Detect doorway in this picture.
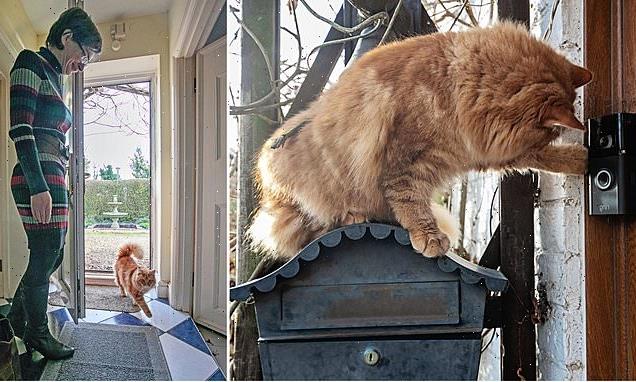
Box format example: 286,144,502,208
57,55,160,319
82,80,153,277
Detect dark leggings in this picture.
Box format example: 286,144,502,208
21,248,64,288
20,229,66,288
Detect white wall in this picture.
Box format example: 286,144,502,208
0,0,38,299
530,0,586,379
457,1,587,379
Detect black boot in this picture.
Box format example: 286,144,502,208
22,284,74,360
7,282,26,338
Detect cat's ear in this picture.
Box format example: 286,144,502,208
542,105,585,131
571,64,593,88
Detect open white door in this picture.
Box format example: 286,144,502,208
62,0,86,323
193,37,226,334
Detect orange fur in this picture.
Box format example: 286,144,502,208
250,22,592,260
113,242,156,317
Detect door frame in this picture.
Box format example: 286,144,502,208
192,36,227,333
169,0,225,312
82,74,157,280
83,60,160,277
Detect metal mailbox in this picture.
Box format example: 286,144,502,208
231,223,508,380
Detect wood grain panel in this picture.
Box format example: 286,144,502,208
584,0,616,378
621,4,636,378
585,0,636,379
621,2,636,111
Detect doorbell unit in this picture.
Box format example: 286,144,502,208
587,112,636,215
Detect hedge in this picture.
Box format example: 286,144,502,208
84,179,150,226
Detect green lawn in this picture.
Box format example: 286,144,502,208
85,229,150,272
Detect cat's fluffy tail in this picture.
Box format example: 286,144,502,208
117,242,144,259
247,200,327,260
248,200,460,260
431,203,461,246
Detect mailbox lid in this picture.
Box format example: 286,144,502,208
256,281,486,340
259,337,481,381
280,281,460,330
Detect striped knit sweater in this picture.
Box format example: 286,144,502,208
9,47,71,196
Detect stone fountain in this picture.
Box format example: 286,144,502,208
102,195,128,229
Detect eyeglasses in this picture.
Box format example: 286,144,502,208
74,40,90,65
64,32,96,65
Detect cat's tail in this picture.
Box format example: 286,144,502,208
247,199,327,260
431,202,461,246
117,242,144,260
247,200,461,260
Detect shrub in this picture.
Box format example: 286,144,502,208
84,179,150,225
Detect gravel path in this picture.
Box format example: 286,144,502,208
85,229,150,272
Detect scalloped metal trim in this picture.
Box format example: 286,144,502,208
230,223,508,301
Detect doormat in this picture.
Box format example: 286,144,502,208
41,322,170,380
48,285,141,313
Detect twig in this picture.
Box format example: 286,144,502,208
298,0,387,35
229,7,275,88
449,0,469,30
280,5,303,89
542,0,561,40
464,1,480,26
306,19,384,63
481,328,497,353
230,98,294,115
489,185,499,237
379,0,404,45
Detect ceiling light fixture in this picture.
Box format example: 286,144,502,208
110,23,126,51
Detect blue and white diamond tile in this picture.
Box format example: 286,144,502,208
47,304,64,313
130,299,188,332
155,297,170,305
144,288,158,299
81,308,119,323
167,318,211,355
101,312,150,327
208,369,226,380
159,332,220,381
48,307,72,336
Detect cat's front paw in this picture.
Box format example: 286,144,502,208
145,311,153,318
409,230,450,258
540,144,588,175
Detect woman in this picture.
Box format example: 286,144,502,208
7,7,101,360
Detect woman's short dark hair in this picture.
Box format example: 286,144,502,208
46,7,102,54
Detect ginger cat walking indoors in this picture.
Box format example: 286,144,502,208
249,22,593,260
114,243,157,317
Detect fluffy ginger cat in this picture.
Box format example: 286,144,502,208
249,22,592,260
114,243,156,317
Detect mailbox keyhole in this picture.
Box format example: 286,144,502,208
363,348,380,366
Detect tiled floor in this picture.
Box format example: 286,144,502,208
1,288,225,381
197,325,227,377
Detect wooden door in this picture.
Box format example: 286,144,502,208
193,37,227,334
584,1,636,379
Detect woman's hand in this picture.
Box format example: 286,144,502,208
31,191,52,224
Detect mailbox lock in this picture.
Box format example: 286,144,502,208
362,348,381,366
